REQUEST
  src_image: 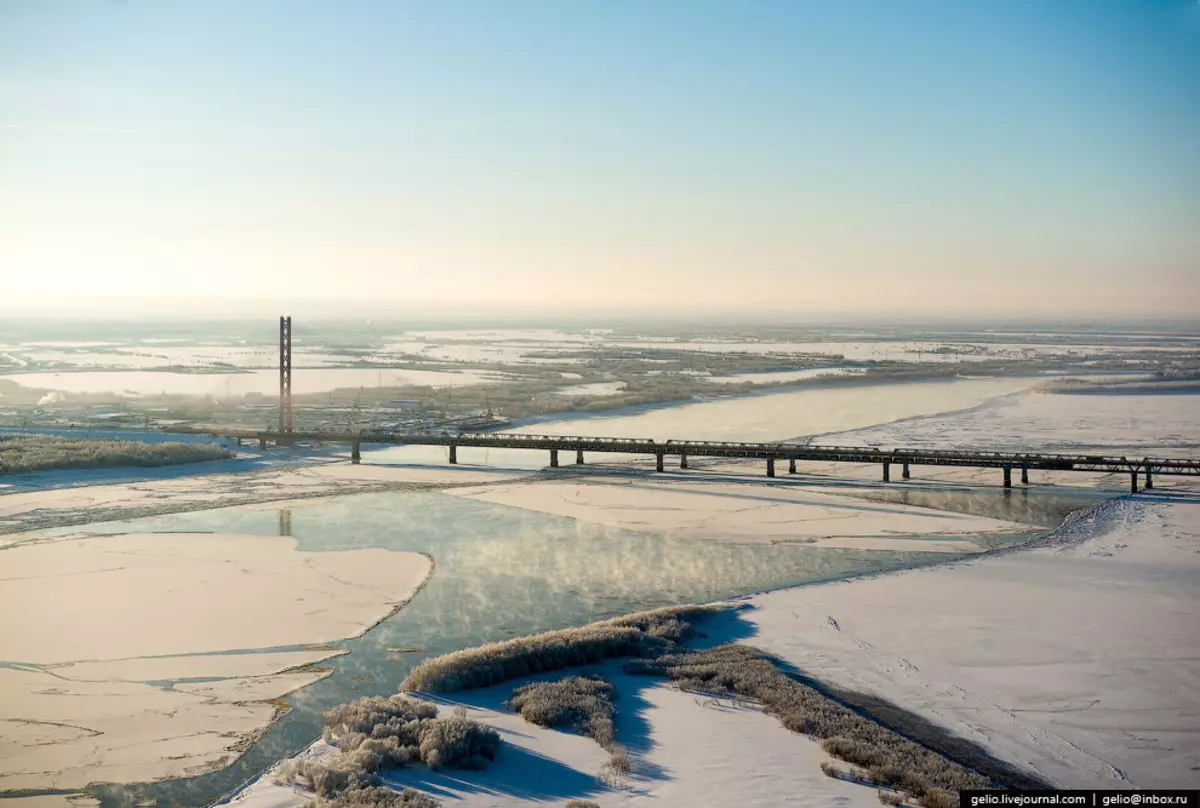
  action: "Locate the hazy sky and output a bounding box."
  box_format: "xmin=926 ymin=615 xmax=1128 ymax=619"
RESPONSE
xmin=2 ymin=1 xmax=1198 ymax=319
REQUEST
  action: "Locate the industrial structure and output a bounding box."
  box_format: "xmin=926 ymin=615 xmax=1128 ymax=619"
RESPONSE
xmin=278 ymin=315 xmax=292 ymax=435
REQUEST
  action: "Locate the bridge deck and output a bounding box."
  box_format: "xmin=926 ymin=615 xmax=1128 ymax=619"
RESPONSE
xmin=224 ymin=428 xmax=1200 ymax=475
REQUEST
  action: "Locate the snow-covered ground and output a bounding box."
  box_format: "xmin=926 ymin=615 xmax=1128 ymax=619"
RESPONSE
xmin=554 ymin=381 xmax=629 ymax=397
xmin=705 ymin=366 xmax=867 ymax=384
xmin=736 ymin=483 xmax=1200 ymax=789
xmin=815 ymin=389 xmax=1200 ymax=455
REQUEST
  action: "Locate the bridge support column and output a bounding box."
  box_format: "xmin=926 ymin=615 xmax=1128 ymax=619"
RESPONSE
xmin=1003 ymin=466 xmax=1011 ymax=488
xmin=351 ymin=441 xmax=361 ymax=465
xmin=656 ymin=452 xmax=664 ymax=473
xmin=259 ymin=437 xmax=267 ymax=450
xmin=902 ymin=461 xmax=910 ymax=480
xmin=1021 ymin=466 xmax=1029 ymax=485
xmin=550 ymin=449 xmax=559 ymax=468
xmin=882 ymin=462 xmax=890 ymax=483
xmin=576 ymin=449 xmax=584 ymax=465
xmin=1130 ymin=472 xmax=1138 ymax=493
xmin=1145 ymin=467 xmax=1153 ymax=489
xmin=767 ymin=457 xmax=775 ymax=477
xmin=449 ymin=445 xmax=457 ymax=464
xmin=789 ymin=457 xmax=797 ymax=474
xmin=680 ymin=453 xmax=688 ymax=469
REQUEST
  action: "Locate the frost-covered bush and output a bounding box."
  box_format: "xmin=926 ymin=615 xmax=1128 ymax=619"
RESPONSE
xmin=323 ymin=695 xmax=437 ymax=751
xmin=304 ymin=785 xmax=441 ymax=808
xmin=509 ymin=676 xmax=616 ymax=750
xmin=599 ymin=746 xmax=631 ymax=786
xmin=400 ymin=605 xmax=722 ymax=693
xmin=348 ymin=737 xmax=420 ymax=773
xmin=0 ymin=434 xmax=231 ymax=474
xmin=417 ymin=715 xmax=502 ymax=771
xmin=279 ymin=695 xmax=500 ymax=804
xmin=279 ymin=757 xmax=376 ymax=798
xmin=322 ymin=695 xmax=498 ymax=772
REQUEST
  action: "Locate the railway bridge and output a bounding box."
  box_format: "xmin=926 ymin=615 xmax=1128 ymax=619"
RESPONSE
xmin=198 ymin=428 xmax=1200 ymax=493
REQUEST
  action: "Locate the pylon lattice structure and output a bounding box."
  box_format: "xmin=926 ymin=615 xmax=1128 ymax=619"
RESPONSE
xmin=279 ymin=315 xmax=293 ymax=434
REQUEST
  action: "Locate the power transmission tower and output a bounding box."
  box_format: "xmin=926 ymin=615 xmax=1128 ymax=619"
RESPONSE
xmin=279 ymin=316 xmax=293 ymax=435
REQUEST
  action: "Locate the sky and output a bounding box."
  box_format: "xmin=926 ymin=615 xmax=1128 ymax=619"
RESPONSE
xmin=2 ymin=0 xmax=1198 ymax=320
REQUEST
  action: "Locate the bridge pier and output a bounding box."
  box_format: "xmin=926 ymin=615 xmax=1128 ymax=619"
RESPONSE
xmin=550 ymin=449 xmax=559 ymax=468
xmin=680 ymin=453 xmax=688 ymax=470
xmin=351 ymin=441 xmax=361 ymax=464
xmin=1145 ymin=467 xmax=1153 ymax=489
xmin=259 ymin=437 xmax=267 ymax=450
xmin=1021 ymin=466 xmax=1029 ymax=485
xmin=576 ymin=449 xmax=584 ymax=465
xmin=1130 ymin=472 xmax=1138 ymax=493
xmin=902 ymin=461 xmax=910 ymax=480
xmin=767 ymin=457 xmax=775 ymax=477
xmin=788 ymin=457 xmax=796 ymax=474
xmin=656 ymin=452 xmax=664 ymax=473
xmin=1003 ymin=466 xmax=1012 ymax=488
xmin=882 ymin=461 xmax=890 ymax=483
xmin=449 ymin=445 xmax=457 ymax=464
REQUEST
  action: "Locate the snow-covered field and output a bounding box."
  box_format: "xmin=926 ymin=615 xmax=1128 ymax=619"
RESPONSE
xmin=705 ymin=366 xmax=867 ymax=384
xmin=814 ymin=389 xmax=1200 ymax=456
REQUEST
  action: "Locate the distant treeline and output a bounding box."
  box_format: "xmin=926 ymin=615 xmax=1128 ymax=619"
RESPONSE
xmin=0 ymin=434 xmax=233 ymax=474
xmin=1039 ymin=378 xmax=1200 ymax=395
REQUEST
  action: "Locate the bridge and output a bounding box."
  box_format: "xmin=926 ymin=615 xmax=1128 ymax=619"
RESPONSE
xmin=193 ymin=427 xmax=1200 ymax=493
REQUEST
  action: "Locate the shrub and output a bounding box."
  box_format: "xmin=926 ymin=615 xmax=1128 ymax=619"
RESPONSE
xmin=280 ymin=695 xmax=501 ymax=804
xmin=509 ymin=676 xmax=617 ymax=750
xmin=304 ymin=785 xmax=441 ymax=808
xmin=879 ymin=790 xmax=905 ymax=806
xmin=564 ymin=802 xmax=601 ymax=808
xmin=599 ymin=746 xmax=631 ymax=787
xmin=821 ymin=761 xmax=848 ymax=780
xmin=349 ymin=737 xmax=420 ymax=773
xmin=279 ymin=758 xmax=374 ymax=798
xmin=400 ymin=605 xmax=723 ymax=694
xmin=417 ymin=715 xmax=502 ymax=771
xmin=323 ymin=695 xmax=437 ymax=752
xmin=921 ymin=789 xmax=958 ymax=808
